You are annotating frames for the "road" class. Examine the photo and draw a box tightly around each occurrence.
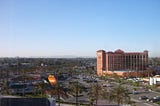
[65,77,160,106]
[130,91,160,106]
[100,80,160,106]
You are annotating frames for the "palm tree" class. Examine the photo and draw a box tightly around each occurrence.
[37,82,47,97]
[88,91,95,106]
[146,69,153,77]
[75,81,79,106]
[108,85,130,106]
[69,80,84,106]
[51,82,67,106]
[88,84,95,106]
[71,81,79,106]
[88,83,102,106]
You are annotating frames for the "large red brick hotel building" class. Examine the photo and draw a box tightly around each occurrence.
[97,49,148,76]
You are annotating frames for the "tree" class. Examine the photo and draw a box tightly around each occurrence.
[71,81,80,106]
[133,81,139,87]
[108,85,131,105]
[36,82,47,97]
[88,90,95,106]
[68,80,84,106]
[88,83,102,106]
[146,69,153,77]
[51,82,66,106]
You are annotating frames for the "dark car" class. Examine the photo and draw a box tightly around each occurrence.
[147,96,160,103]
[150,98,160,103]
[139,96,148,100]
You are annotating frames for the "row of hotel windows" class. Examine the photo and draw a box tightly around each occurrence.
[108,56,147,61]
[108,55,147,59]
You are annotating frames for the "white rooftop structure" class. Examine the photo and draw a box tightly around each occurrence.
[149,75,160,85]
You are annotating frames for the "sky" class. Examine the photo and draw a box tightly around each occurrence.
[0,0,160,57]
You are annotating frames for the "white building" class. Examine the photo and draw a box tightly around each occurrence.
[149,75,160,85]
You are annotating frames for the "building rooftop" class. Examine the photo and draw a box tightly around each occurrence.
[114,49,124,53]
[97,50,105,52]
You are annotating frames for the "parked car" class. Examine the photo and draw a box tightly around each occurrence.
[139,96,148,100]
[132,91,139,94]
[147,96,160,102]
[150,98,160,103]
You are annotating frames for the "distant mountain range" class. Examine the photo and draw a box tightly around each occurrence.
[0,55,96,58]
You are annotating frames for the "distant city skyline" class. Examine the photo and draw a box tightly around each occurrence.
[0,0,160,57]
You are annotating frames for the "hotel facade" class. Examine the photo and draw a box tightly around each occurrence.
[97,49,148,76]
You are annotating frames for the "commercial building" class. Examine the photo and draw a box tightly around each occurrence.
[97,49,148,76]
[149,75,160,85]
[0,97,53,106]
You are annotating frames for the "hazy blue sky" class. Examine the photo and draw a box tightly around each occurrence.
[0,0,160,57]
